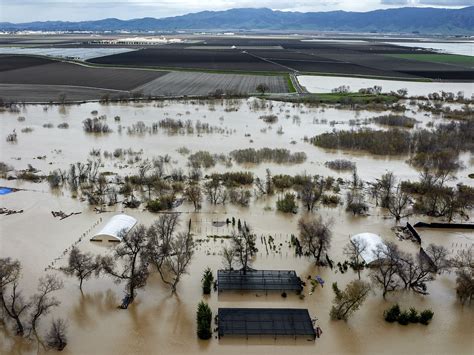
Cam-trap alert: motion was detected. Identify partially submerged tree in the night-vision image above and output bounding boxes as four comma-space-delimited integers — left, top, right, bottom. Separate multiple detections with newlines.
61, 247, 101, 293
450, 247, 473, 305
46, 318, 68, 351
425, 244, 450, 274
387, 184, 412, 222
330, 280, 371, 321
29, 275, 63, 336
0, 260, 63, 338
370, 242, 401, 299
221, 245, 235, 271
300, 176, 324, 212
343, 237, 368, 279
298, 215, 333, 265
184, 183, 202, 211
145, 215, 194, 293
231, 223, 257, 274
101, 225, 150, 305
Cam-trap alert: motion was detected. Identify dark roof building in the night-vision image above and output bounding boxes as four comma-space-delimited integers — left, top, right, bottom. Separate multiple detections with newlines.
218, 308, 316, 340
217, 269, 303, 293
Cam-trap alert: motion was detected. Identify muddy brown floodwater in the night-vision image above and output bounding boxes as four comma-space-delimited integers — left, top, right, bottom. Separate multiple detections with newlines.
0, 98, 473, 355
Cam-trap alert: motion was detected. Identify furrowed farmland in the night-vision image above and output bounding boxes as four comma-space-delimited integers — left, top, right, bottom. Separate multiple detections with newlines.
135, 72, 289, 96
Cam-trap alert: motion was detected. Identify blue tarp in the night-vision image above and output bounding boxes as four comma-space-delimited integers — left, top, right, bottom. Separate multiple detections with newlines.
0, 187, 13, 195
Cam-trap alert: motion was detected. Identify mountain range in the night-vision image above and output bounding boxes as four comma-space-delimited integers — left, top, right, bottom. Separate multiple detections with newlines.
1, 7, 473, 35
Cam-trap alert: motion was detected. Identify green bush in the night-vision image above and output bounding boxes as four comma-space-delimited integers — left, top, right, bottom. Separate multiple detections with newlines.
419, 309, 434, 325
146, 195, 175, 212
408, 308, 419, 323
384, 304, 401, 323
276, 193, 298, 213
196, 301, 212, 340
398, 311, 410, 325
202, 267, 214, 295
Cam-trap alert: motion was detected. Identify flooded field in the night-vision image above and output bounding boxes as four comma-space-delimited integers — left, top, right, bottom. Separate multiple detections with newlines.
297, 75, 474, 97
1, 98, 473, 354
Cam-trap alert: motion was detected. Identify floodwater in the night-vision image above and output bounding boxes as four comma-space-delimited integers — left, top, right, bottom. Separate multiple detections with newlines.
384, 42, 474, 57
0, 99, 473, 354
297, 75, 474, 97
0, 47, 137, 61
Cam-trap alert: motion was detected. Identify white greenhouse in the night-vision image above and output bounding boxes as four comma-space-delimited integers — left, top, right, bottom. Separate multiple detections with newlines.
91, 214, 137, 242
350, 232, 387, 265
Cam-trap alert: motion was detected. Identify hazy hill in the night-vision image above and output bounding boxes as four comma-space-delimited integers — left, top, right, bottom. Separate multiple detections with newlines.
1, 7, 473, 34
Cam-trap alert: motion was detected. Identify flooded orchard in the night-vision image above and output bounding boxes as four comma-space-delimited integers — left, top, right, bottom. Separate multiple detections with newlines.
0, 97, 473, 355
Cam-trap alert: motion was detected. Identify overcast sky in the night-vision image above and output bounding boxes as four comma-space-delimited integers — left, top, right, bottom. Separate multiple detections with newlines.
1, 0, 472, 23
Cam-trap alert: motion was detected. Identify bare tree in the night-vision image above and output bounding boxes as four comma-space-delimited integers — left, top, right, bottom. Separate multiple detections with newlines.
330, 280, 371, 321
425, 243, 450, 274
101, 225, 150, 305
185, 183, 202, 211
61, 247, 100, 293
155, 220, 194, 293
370, 242, 401, 299
395, 251, 435, 295
300, 177, 324, 212
450, 247, 473, 305
343, 237, 368, 279
387, 184, 412, 222
1, 280, 29, 336
298, 215, 333, 265
0, 258, 28, 335
377, 172, 396, 208
146, 215, 194, 293
231, 223, 257, 274
29, 275, 63, 336
46, 318, 67, 351
204, 178, 226, 205
221, 245, 235, 270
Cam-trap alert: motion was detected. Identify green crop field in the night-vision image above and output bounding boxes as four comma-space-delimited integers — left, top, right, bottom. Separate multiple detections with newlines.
385, 53, 474, 66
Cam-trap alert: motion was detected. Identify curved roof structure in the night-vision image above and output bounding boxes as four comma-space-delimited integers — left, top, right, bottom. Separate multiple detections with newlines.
351, 232, 387, 265
91, 214, 137, 242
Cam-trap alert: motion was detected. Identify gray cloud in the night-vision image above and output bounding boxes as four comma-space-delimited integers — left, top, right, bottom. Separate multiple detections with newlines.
418, 0, 474, 5
381, 0, 409, 4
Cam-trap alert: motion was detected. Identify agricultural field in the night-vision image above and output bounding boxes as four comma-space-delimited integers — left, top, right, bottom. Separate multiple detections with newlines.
0, 83, 128, 102
135, 72, 289, 96
87, 38, 474, 80
384, 53, 474, 66
0, 56, 167, 91
89, 47, 284, 72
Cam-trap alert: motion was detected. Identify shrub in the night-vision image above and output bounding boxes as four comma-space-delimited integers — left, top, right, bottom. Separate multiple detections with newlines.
259, 114, 278, 124
146, 195, 175, 212
202, 267, 214, 295
398, 311, 410, 325
230, 148, 306, 165
419, 310, 434, 325
188, 151, 216, 169
83, 118, 111, 133
371, 115, 417, 128
321, 194, 341, 206
276, 193, 297, 213
408, 308, 419, 323
384, 304, 401, 323
196, 301, 212, 340
325, 159, 356, 171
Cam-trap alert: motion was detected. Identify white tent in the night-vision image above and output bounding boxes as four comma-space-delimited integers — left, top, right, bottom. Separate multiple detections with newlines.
350, 232, 387, 265
91, 214, 137, 242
